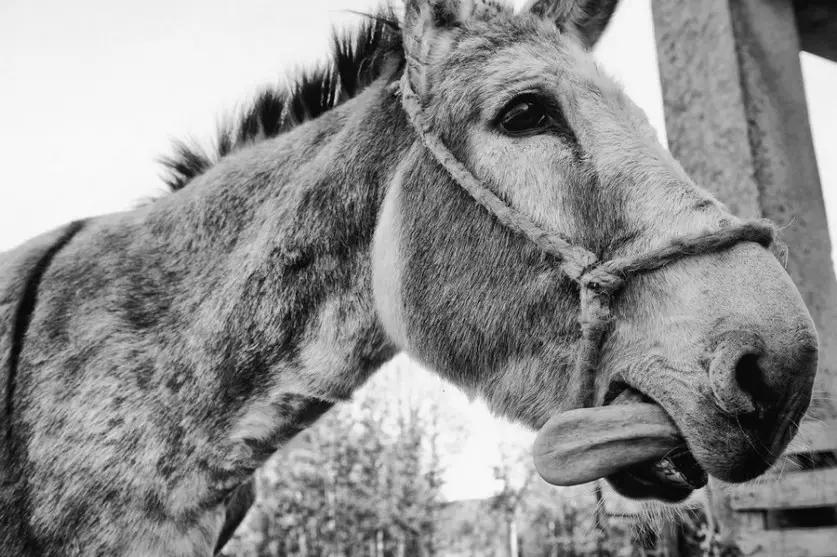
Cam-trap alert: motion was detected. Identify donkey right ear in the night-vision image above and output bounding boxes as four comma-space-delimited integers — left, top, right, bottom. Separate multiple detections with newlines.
522, 0, 619, 49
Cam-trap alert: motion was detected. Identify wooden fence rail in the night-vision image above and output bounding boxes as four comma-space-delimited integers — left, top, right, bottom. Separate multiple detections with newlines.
732, 419, 837, 557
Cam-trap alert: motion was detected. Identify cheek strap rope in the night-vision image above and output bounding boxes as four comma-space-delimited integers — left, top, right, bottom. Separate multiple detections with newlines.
398, 72, 777, 410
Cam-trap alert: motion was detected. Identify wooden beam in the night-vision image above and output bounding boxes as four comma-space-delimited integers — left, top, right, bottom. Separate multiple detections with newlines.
651, 0, 837, 547
737, 527, 837, 557
729, 3, 837, 418
652, 0, 837, 421
731, 468, 837, 510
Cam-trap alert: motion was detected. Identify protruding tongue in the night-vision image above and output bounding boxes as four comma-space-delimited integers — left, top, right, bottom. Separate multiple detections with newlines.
532, 398, 682, 486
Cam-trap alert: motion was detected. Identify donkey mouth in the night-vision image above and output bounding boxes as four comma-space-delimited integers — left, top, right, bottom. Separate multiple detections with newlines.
603, 388, 708, 502
532, 388, 707, 503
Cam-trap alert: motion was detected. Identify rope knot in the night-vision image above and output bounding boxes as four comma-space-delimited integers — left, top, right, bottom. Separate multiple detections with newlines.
559, 248, 598, 284
580, 264, 625, 295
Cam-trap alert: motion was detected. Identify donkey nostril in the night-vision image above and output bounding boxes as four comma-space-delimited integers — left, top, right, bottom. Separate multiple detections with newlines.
709, 336, 767, 418
733, 352, 767, 417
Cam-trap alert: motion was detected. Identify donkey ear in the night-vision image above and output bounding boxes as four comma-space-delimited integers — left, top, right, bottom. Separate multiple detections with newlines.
403, 0, 461, 33
402, 0, 463, 96
403, 0, 504, 31
402, 0, 508, 94
523, 0, 619, 49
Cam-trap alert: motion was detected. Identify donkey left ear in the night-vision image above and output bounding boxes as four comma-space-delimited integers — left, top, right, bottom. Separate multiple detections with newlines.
401, 0, 464, 97
403, 0, 505, 30
523, 0, 619, 49
402, 0, 510, 95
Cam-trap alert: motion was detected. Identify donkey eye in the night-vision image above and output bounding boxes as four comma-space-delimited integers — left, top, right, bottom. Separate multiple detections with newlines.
497, 95, 550, 135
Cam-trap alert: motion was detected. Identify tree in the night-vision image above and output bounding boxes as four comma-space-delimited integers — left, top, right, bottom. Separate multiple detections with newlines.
222, 358, 455, 557
491, 438, 536, 557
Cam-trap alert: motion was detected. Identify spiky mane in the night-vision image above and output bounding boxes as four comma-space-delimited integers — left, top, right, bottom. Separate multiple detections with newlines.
159, 8, 403, 192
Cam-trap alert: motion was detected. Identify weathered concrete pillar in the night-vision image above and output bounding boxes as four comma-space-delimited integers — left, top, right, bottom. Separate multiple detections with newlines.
651, 0, 837, 546
652, 0, 837, 419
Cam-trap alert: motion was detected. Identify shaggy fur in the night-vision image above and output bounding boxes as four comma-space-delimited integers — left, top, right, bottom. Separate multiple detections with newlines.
0, 0, 818, 555
158, 9, 404, 193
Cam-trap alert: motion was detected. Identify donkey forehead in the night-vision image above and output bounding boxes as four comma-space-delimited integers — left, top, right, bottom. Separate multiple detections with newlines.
434, 31, 642, 133
433, 20, 619, 97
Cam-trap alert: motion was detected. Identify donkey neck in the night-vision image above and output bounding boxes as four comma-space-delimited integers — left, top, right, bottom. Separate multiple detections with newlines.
159, 80, 414, 440
6, 77, 415, 554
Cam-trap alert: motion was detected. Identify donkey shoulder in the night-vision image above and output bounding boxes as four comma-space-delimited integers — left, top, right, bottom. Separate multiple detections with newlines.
0, 221, 85, 556
1, 221, 86, 462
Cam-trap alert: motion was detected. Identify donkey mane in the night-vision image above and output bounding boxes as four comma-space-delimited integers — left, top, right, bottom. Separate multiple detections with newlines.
159, 8, 403, 192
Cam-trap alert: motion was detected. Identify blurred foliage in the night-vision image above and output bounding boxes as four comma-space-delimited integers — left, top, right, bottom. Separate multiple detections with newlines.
220, 366, 728, 557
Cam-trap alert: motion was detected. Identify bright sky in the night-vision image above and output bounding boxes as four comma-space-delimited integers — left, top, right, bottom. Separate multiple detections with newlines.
1, 0, 836, 501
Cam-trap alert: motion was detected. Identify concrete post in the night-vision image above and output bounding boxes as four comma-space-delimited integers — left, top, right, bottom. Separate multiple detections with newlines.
651, 0, 837, 545
652, 0, 837, 422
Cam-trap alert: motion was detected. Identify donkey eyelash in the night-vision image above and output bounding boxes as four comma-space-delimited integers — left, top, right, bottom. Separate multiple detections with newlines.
489, 84, 548, 116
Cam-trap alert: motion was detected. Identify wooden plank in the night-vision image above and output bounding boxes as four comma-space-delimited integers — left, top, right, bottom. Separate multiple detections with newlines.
737, 527, 837, 557
734, 510, 767, 541
786, 420, 837, 454
737, 511, 766, 530
731, 468, 837, 510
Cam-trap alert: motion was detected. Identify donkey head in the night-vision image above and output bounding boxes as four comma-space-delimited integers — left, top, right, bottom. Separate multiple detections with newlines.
371, 0, 818, 502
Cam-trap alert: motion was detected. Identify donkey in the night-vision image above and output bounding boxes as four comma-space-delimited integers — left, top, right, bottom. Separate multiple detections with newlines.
0, 0, 819, 555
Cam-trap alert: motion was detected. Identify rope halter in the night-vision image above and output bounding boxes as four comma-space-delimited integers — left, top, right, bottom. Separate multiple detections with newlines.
398, 71, 776, 410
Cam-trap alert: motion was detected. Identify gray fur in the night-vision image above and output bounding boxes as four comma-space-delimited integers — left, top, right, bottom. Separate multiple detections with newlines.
0, 0, 819, 555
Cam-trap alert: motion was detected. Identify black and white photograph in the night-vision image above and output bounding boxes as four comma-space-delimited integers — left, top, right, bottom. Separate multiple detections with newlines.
1, 1, 836, 556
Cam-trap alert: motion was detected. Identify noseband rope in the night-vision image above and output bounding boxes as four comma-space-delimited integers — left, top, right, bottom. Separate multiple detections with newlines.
398, 73, 777, 410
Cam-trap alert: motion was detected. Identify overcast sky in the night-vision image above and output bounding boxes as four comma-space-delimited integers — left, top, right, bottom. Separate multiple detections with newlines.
1, 0, 835, 500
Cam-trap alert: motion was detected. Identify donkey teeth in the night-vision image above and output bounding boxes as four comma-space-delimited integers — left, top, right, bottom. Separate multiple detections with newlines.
652, 458, 693, 489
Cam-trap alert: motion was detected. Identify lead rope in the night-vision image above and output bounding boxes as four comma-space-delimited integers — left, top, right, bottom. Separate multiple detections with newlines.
398, 72, 777, 409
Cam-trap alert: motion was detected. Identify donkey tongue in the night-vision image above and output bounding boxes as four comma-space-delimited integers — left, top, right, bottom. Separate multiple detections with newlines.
532, 402, 682, 486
